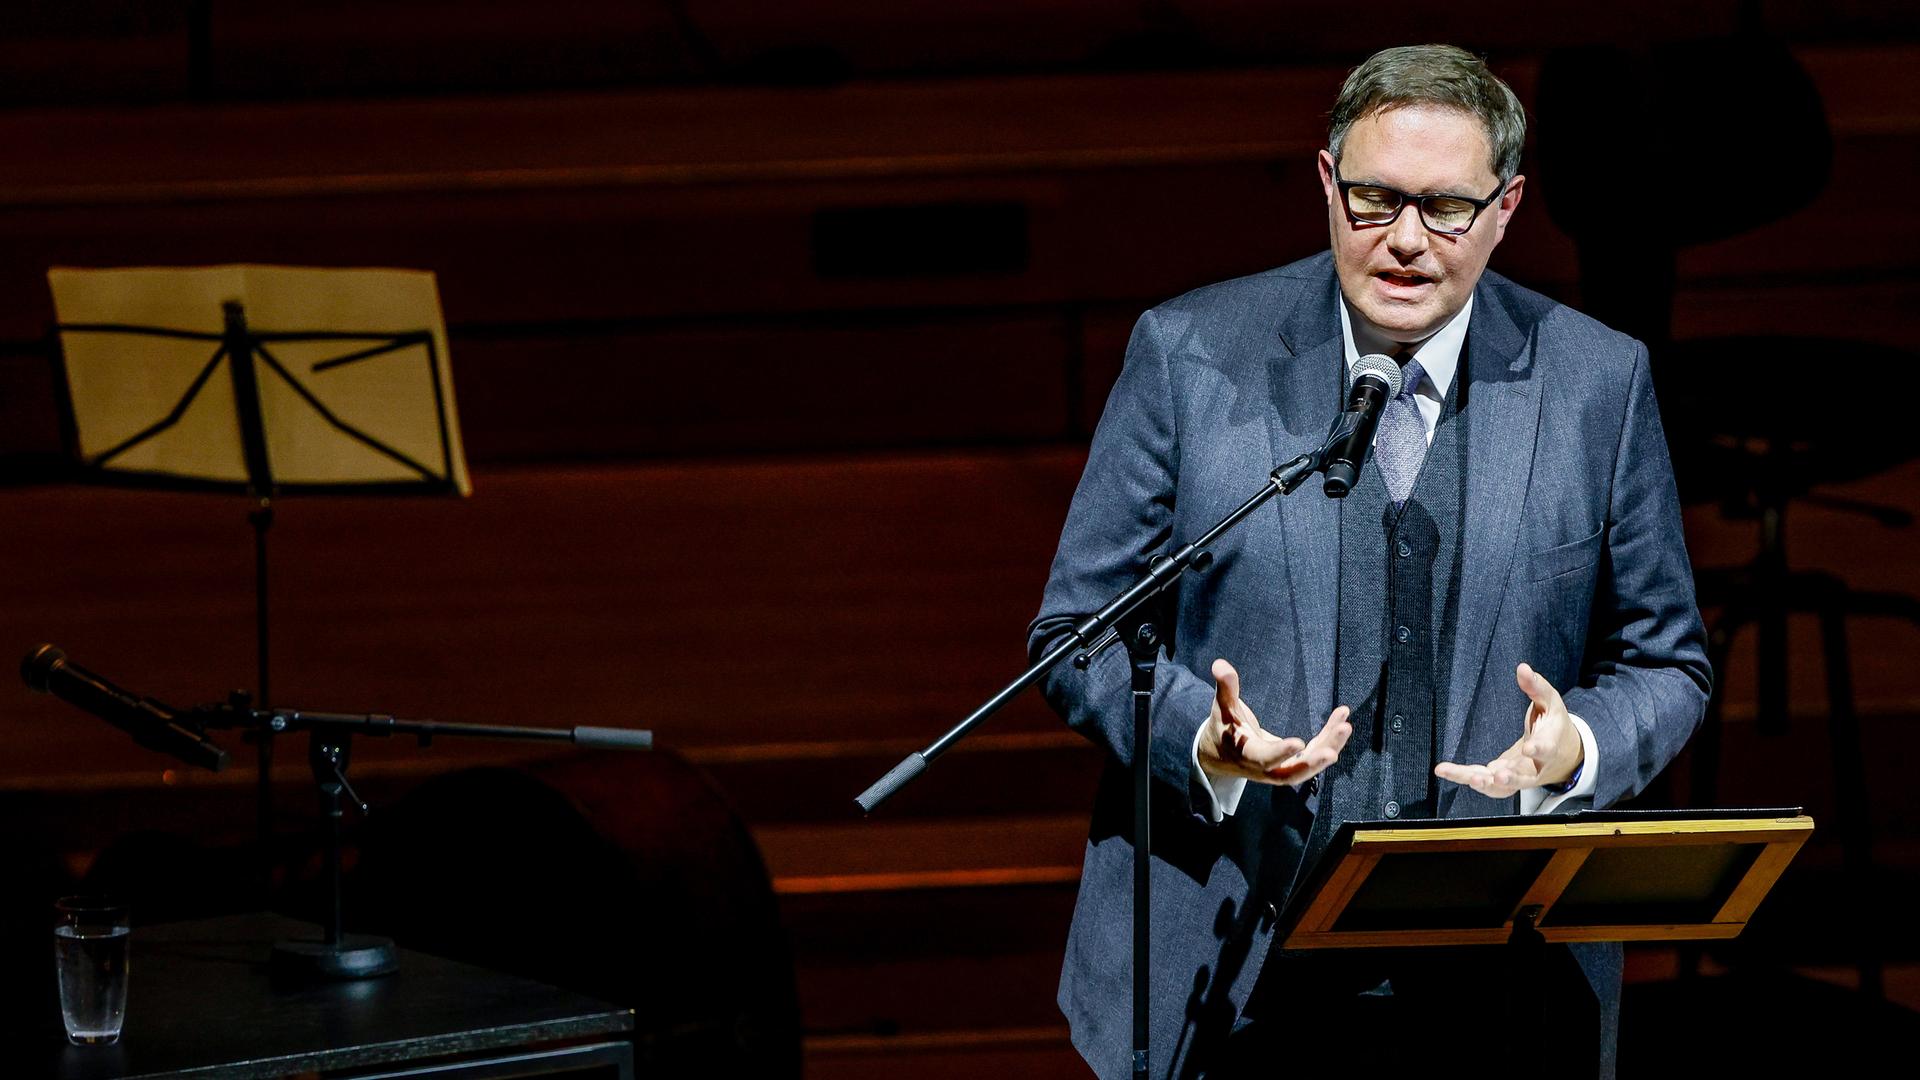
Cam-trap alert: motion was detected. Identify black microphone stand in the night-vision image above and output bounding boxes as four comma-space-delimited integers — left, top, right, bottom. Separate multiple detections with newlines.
183, 696, 653, 981
857, 411, 1365, 1078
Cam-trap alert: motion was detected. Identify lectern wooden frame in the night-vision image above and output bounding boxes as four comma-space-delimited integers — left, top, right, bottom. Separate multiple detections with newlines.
1280, 808, 1814, 950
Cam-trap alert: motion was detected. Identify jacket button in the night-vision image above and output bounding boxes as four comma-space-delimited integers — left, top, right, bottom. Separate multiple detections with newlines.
1384, 801, 1401, 818
1395, 625, 1412, 643
1391, 713, 1405, 734
1396, 540, 1412, 558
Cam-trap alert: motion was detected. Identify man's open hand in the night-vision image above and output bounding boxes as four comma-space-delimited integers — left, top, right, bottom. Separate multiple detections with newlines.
1434, 662, 1583, 797
1197, 658, 1352, 786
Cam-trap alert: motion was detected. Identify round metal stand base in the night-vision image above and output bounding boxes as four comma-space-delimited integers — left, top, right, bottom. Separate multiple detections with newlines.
270, 933, 399, 981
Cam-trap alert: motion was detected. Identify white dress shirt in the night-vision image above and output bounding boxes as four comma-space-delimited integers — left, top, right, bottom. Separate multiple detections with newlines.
1189, 288, 1598, 822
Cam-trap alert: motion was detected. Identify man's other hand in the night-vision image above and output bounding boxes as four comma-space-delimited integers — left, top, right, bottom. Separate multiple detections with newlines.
1197, 658, 1352, 786
1434, 662, 1584, 797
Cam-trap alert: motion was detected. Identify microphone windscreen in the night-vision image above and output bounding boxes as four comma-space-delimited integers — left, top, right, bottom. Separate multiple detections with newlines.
1351, 353, 1403, 397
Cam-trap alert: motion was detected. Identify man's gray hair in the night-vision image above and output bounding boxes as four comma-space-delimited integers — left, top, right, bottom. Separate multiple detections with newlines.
1328, 44, 1526, 181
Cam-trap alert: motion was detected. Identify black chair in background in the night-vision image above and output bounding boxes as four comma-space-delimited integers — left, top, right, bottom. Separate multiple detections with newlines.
1539, 17, 1920, 997
80, 830, 258, 926
349, 755, 804, 1080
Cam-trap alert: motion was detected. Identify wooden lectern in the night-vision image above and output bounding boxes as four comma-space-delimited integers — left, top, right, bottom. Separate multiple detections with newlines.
1280, 808, 1813, 951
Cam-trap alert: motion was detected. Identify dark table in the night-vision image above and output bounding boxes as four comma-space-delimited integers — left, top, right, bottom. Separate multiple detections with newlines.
7, 913, 634, 1079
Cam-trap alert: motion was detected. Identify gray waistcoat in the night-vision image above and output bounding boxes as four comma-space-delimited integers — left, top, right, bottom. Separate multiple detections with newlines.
1311, 372, 1469, 867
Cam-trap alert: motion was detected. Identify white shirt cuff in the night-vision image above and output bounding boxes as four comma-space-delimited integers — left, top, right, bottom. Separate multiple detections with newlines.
1191, 723, 1248, 823
1520, 712, 1598, 815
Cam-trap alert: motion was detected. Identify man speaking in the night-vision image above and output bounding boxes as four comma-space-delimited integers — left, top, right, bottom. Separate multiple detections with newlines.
1028, 44, 1710, 1078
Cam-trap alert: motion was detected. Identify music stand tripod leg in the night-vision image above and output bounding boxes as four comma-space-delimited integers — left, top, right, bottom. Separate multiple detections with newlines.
1817, 589, 1881, 999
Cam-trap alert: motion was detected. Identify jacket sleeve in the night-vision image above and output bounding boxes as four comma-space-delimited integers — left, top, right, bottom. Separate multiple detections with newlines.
1026, 308, 1223, 821
1560, 341, 1713, 809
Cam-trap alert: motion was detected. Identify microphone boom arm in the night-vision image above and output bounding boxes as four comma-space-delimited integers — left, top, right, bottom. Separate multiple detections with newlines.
855, 449, 1322, 813
189, 702, 654, 752
20, 644, 653, 772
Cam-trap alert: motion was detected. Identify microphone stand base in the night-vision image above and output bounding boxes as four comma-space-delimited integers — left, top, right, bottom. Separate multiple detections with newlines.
270, 933, 400, 981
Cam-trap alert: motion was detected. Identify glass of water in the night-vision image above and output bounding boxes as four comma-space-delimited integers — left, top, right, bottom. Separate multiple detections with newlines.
53, 897, 130, 1045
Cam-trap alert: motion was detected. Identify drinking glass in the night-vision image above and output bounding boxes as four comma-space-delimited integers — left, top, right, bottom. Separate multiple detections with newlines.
53, 897, 130, 1045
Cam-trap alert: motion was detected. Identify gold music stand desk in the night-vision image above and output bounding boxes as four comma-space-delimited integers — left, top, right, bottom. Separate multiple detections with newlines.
1280, 808, 1814, 951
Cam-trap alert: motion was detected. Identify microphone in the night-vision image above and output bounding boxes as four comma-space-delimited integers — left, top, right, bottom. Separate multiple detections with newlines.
21, 645, 230, 772
1321, 353, 1404, 498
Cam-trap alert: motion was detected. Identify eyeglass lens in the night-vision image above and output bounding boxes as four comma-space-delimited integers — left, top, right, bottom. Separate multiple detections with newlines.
1344, 186, 1481, 233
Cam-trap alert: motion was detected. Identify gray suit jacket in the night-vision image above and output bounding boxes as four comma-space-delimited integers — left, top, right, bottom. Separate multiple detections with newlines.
1028, 251, 1711, 1079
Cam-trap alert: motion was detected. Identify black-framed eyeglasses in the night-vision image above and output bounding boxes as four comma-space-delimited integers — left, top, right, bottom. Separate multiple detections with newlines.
1333, 163, 1507, 236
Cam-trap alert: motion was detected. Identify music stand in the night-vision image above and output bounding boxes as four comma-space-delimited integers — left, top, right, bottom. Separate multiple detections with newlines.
1279, 808, 1814, 951
1264, 809, 1811, 1068
47, 264, 470, 878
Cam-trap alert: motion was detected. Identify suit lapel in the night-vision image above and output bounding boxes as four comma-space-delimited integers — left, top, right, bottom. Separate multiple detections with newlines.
1441, 283, 1543, 768
1267, 270, 1345, 721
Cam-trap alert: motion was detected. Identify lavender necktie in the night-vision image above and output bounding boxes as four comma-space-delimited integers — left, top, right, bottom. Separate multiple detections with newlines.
1374, 358, 1427, 504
